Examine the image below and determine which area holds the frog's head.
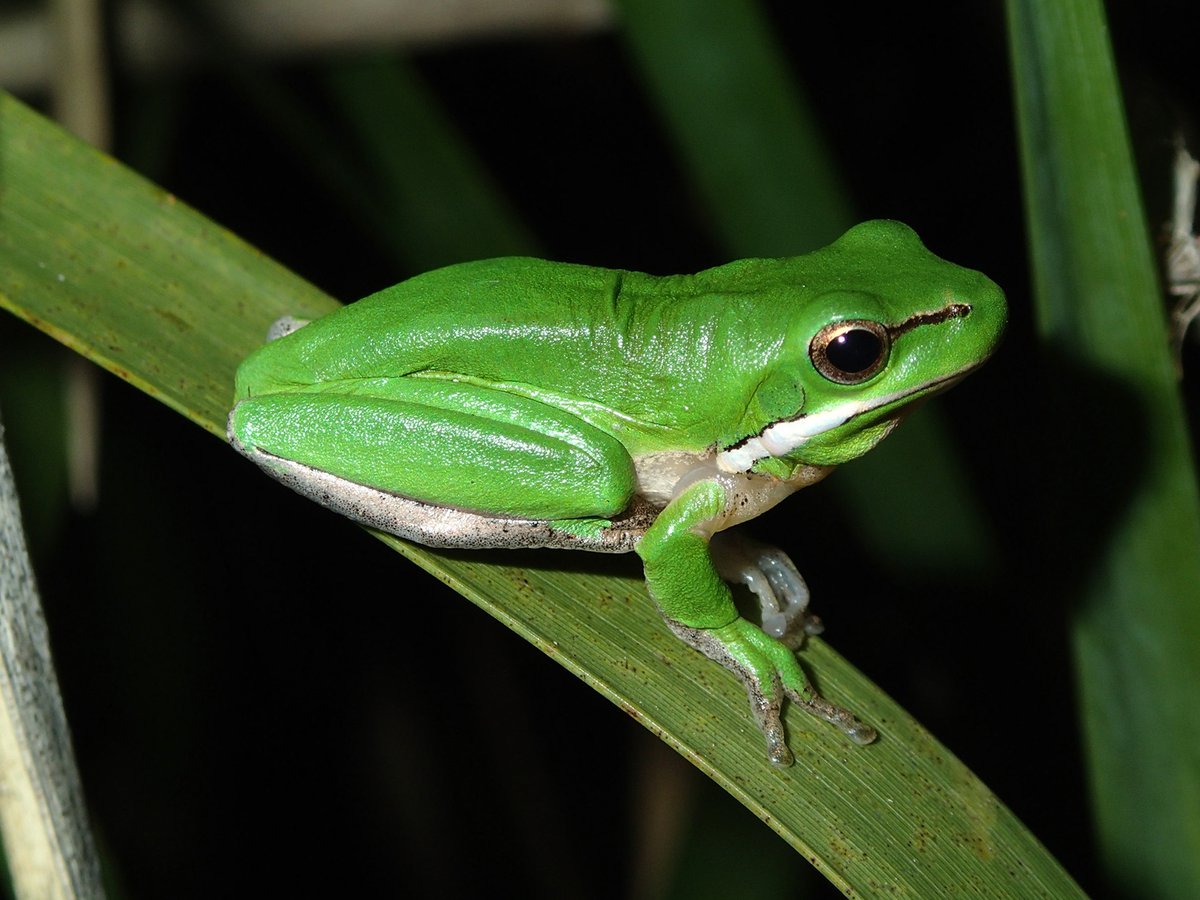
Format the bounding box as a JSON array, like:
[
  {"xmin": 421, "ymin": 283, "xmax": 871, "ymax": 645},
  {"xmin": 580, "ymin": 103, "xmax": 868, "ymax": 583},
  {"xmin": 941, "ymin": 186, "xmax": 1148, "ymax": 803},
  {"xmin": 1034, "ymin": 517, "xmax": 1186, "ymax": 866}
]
[{"xmin": 722, "ymin": 220, "xmax": 1007, "ymax": 472}]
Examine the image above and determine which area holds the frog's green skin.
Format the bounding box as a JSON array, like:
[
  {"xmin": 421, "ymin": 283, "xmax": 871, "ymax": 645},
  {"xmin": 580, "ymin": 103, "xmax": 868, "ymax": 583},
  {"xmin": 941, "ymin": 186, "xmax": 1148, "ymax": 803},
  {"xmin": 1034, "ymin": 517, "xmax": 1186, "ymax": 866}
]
[{"xmin": 228, "ymin": 220, "xmax": 1006, "ymax": 766}]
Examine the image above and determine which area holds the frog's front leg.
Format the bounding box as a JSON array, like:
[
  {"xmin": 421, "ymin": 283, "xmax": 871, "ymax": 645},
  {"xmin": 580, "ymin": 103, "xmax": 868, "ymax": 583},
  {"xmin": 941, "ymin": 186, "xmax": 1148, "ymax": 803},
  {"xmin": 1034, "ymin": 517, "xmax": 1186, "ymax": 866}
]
[{"xmin": 636, "ymin": 478, "xmax": 876, "ymax": 766}]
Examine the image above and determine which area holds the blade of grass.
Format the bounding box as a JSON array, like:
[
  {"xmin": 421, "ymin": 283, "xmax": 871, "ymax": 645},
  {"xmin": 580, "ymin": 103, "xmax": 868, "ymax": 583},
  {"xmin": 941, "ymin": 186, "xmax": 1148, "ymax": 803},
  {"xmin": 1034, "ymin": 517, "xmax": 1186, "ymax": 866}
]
[
  {"xmin": 0, "ymin": 90, "xmax": 1084, "ymax": 896},
  {"xmin": 321, "ymin": 54, "xmax": 538, "ymax": 268},
  {"xmin": 612, "ymin": 0, "xmax": 849, "ymax": 257},
  {"xmin": 0, "ymin": 417, "xmax": 105, "ymax": 899},
  {"xmin": 1008, "ymin": 1, "xmax": 1200, "ymax": 896}
]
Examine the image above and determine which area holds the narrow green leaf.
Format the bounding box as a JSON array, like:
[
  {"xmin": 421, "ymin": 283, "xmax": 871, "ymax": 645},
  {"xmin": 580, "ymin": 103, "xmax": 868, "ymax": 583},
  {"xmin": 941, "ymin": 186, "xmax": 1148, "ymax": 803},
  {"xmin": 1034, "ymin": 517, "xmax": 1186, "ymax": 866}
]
[
  {"xmin": 613, "ymin": 0, "xmax": 850, "ymax": 257},
  {"xmin": 322, "ymin": 55, "xmax": 539, "ymax": 268},
  {"xmin": 0, "ymin": 91, "xmax": 1084, "ymax": 896},
  {"xmin": 1008, "ymin": 2, "xmax": 1200, "ymax": 896}
]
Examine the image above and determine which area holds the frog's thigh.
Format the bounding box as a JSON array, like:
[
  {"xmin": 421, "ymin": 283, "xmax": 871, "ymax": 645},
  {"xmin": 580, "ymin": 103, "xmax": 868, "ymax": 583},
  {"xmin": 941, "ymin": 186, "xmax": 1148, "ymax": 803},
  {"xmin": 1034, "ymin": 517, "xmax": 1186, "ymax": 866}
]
[{"xmin": 230, "ymin": 379, "xmax": 636, "ymax": 520}]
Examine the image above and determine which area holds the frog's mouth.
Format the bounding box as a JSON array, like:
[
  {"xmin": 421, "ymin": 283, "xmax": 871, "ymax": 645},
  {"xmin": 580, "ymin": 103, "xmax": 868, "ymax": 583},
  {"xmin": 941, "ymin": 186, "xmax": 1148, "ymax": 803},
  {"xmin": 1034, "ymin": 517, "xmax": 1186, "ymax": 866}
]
[{"xmin": 716, "ymin": 363, "xmax": 978, "ymax": 473}]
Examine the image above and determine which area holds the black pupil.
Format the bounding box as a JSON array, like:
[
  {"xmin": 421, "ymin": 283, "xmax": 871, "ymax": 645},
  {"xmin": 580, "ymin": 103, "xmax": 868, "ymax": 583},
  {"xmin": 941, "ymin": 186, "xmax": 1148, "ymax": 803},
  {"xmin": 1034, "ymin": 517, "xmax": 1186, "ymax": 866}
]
[{"xmin": 827, "ymin": 329, "xmax": 882, "ymax": 374}]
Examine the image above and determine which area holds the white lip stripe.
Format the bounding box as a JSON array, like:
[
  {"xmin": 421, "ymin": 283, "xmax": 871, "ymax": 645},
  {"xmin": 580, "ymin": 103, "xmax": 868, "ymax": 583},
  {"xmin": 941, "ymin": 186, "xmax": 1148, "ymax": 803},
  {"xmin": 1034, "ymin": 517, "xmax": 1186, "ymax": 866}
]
[
  {"xmin": 760, "ymin": 406, "xmax": 853, "ymax": 451},
  {"xmin": 715, "ymin": 374, "xmax": 965, "ymax": 473},
  {"xmin": 717, "ymin": 402, "xmax": 858, "ymax": 472},
  {"xmin": 717, "ymin": 439, "xmax": 768, "ymax": 472}
]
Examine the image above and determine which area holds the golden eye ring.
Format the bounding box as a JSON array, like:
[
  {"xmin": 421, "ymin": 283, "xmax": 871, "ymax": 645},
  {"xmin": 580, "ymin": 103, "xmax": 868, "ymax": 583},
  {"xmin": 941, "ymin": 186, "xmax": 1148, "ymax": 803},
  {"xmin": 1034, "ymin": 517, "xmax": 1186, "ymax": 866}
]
[{"xmin": 809, "ymin": 320, "xmax": 890, "ymax": 385}]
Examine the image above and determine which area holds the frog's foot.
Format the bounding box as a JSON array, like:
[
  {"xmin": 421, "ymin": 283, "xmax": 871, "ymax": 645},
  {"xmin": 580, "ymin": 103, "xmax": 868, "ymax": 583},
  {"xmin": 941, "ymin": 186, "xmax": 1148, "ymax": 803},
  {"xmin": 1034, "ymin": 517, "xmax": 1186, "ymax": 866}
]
[
  {"xmin": 709, "ymin": 533, "xmax": 823, "ymax": 645},
  {"xmin": 666, "ymin": 617, "xmax": 876, "ymax": 766}
]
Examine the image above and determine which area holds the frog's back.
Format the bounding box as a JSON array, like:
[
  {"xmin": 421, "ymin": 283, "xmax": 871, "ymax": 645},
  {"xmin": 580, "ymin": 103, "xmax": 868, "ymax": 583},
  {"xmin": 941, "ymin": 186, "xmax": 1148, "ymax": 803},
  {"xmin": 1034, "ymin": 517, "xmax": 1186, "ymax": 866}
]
[
  {"xmin": 237, "ymin": 257, "xmax": 819, "ymax": 454},
  {"xmin": 249, "ymin": 259, "xmax": 608, "ymax": 383}
]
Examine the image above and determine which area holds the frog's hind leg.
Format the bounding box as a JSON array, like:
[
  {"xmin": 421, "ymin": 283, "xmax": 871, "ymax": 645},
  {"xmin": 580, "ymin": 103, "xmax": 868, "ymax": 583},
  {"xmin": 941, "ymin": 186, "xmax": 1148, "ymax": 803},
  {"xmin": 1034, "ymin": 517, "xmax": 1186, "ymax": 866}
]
[{"xmin": 228, "ymin": 377, "xmax": 641, "ymax": 550}]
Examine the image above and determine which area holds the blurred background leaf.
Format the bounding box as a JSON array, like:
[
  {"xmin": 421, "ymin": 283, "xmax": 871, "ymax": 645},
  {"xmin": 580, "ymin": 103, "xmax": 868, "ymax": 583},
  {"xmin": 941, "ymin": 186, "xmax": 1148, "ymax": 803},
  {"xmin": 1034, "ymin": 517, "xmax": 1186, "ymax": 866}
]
[{"xmin": 1009, "ymin": 1, "xmax": 1200, "ymax": 897}]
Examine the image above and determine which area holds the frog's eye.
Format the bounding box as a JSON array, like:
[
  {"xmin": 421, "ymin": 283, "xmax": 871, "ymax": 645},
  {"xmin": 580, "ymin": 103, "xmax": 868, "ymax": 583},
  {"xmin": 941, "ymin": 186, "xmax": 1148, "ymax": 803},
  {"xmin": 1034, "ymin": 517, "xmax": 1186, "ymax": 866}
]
[{"xmin": 809, "ymin": 320, "xmax": 890, "ymax": 385}]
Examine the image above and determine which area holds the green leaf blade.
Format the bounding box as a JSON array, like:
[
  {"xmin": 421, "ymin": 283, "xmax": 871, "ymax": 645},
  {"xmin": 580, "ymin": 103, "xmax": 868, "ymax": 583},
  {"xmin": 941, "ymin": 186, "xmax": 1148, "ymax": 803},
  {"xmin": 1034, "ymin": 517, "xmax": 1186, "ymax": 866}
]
[{"xmin": 1008, "ymin": 1, "xmax": 1200, "ymax": 895}]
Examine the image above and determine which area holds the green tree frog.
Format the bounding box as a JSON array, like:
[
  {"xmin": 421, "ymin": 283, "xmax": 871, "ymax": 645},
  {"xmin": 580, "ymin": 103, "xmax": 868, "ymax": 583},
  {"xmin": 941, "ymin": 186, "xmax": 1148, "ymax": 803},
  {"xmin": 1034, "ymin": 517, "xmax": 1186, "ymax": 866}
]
[{"xmin": 228, "ymin": 220, "xmax": 1006, "ymax": 766}]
